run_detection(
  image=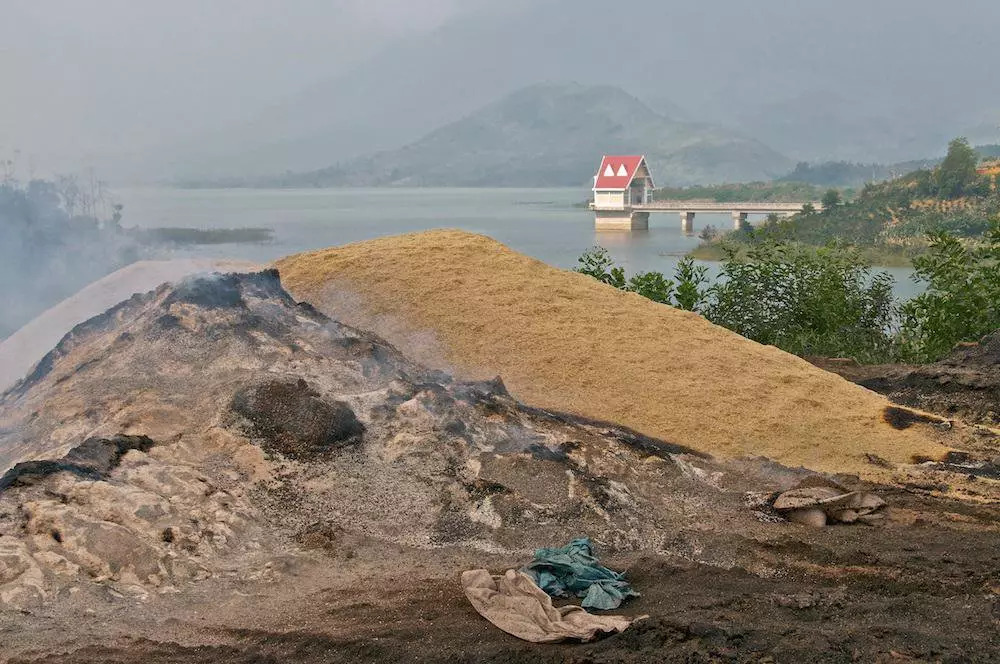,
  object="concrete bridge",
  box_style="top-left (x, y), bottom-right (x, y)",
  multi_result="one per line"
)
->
top-left (589, 155), bottom-right (819, 231)
top-left (589, 199), bottom-right (818, 232)
top-left (634, 200), bottom-right (817, 233)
